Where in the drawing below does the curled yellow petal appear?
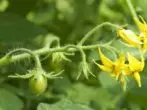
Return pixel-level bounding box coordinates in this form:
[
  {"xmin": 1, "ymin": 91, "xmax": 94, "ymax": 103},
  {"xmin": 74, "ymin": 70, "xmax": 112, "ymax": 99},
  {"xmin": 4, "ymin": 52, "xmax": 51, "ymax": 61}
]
[
  {"xmin": 118, "ymin": 29, "xmax": 141, "ymax": 47},
  {"xmin": 127, "ymin": 53, "xmax": 144, "ymax": 72},
  {"xmin": 98, "ymin": 48, "xmax": 113, "ymax": 67},
  {"xmin": 133, "ymin": 72, "xmax": 141, "ymax": 87},
  {"xmin": 97, "ymin": 64, "xmax": 112, "ymax": 73},
  {"xmin": 93, "ymin": 60, "xmax": 112, "ymax": 73},
  {"xmin": 135, "ymin": 17, "xmax": 147, "ymax": 37}
]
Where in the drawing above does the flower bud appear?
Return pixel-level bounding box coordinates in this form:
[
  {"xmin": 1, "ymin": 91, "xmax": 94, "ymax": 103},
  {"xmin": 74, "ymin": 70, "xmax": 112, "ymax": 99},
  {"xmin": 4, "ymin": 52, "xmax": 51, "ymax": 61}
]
[
  {"xmin": 52, "ymin": 52, "xmax": 71, "ymax": 63},
  {"xmin": 118, "ymin": 29, "xmax": 141, "ymax": 47},
  {"xmin": 77, "ymin": 61, "xmax": 95, "ymax": 79}
]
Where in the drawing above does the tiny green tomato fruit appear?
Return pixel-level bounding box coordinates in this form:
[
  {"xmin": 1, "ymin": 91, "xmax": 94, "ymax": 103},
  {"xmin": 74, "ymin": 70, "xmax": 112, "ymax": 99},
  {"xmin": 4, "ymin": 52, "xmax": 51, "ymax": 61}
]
[{"xmin": 29, "ymin": 74, "xmax": 47, "ymax": 94}]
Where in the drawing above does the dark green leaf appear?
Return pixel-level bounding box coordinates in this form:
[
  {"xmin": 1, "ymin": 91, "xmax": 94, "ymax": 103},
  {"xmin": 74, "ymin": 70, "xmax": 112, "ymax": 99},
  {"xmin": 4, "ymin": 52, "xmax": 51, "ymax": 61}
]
[
  {"xmin": 0, "ymin": 12, "xmax": 47, "ymax": 42},
  {"xmin": 0, "ymin": 88, "xmax": 23, "ymax": 110},
  {"xmin": 37, "ymin": 99, "xmax": 94, "ymax": 110}
]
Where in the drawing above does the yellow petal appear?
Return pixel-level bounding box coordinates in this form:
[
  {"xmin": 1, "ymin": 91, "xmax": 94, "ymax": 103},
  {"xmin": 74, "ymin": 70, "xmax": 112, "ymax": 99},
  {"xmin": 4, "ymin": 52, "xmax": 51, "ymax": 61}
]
[
  {"xmin": 133, "ymin": 72, "xmax": 141, "ymax": 87},
  {"xmin": 116, "ymin": 53, "xmax": 125, "ymax": 65},
  {"xmin": 98, "ymin": 48, "xmax": 113, "ymax": 67},
  {"xmin": 93, "ymin": 60, "xmax": 112, "ymax": 73},
  {"xmin": 127, "ymin": 53, "xmax": 144, "ymax": 72},
  {"xmin": 115, "ymin": 53, "xmax": 125, "ymax": 68},
  {"xmin": 118, "ymin": 29, "xmax": 141, "ymax": 47}
]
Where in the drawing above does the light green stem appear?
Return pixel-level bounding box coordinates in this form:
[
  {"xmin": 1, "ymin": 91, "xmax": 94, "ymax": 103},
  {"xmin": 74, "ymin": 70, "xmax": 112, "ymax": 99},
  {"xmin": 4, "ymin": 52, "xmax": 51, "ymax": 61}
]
[
  {"xmin": 126, "ymin": 0, "xmax": 138, "ymax": 19},
  {"xmin": 78, "ymin": 22, "xmax": 119, "ymax": 45},
  {"xmin": 6, "ymin": 48, "xmax": 42, "ymax": 68},
  {"xmin": 7, "ymin": 42, "xmax": 111, "ymax": 65},
  {"xmin": 0, "ymin": 21, "xmax": 119, "ymax": 66}
]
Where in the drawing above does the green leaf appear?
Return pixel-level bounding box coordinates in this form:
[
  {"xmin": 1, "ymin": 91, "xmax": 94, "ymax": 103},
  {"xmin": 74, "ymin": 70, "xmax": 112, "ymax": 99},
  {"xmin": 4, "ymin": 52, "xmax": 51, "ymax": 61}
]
[
  {"xmin": 126, "ymin": 76, "xmax": 147, "ymax": 107},
  {"xmin": 67, "ymin": 83, "xmax": 120, "ymax": 109},
  {"xmin": 0, "ymin": 12, "xmax": 47, "ymax": 42},
  {"xmin": 27, "ymin": 2, "xmax": 56, "ymax": 25},
  {"xmin": 37, "ymin": 99, "xmax": 94, "ymax": 110},
  {"xmin": 98, "ymin": 72, "xmax": 125, "ymax": 95},
  {"xmin": 98, "ymin": 0, "xmax": 124, "ymax": 22},
  {"xmin": 6, "ymin": 0, "xmax": 37, "ymax": 16},
  {"xmin": 137, "ymin": 0, "xmax": 147, "ymax": 18},
  {"xmin": 99, "ymin": 72, "xmax": 118, "ymax": 88},
  {"xmin": 0, "ymin": 88, "xmax": 23, "ymax": 110},
  {"xmin": 112, "ymin": 40, "xmax": 142, "ymax": 59}
]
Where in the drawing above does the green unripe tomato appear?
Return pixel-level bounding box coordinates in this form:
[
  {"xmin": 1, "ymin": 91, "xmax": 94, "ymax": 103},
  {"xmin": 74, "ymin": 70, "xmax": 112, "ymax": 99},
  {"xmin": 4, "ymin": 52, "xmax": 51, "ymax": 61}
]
[{"xmin": 29, "ymin": 74, "xmax": 47, "ymax": 94}]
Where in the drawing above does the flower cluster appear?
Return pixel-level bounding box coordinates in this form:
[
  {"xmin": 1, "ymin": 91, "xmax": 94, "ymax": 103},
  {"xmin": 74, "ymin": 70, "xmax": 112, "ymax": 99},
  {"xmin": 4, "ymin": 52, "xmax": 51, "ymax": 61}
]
[
  {"xmin": 95, "ymin": 48, "xmax": 144, "ymax": 90},
  {"xmin": 94, "ymin": 17, "xmax": 147, "ymax": 90}
]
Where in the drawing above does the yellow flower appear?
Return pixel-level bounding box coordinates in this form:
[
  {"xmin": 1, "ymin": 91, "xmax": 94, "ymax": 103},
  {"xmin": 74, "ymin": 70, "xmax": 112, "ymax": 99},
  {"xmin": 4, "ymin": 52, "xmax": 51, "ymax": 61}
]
[
  {"xmin": 127, "ymin": 53, "xmax": 144, "ymax": 87},
  {"xmin": 116, "ymin": 53, "xmax": 144, "ymax": 89},
  {"xmin": 94, "ymin": 48, "xmax": 125, "ymax": 79},
  {"xmin": 118, "ymin": 28, "xmax": 141, "ymax": 47},
  {"xmin": 134, "ymin": 17, "xmax": 147, "ymax": 38},
  {"xmin": 134, "ymin": 17, "xmax": 147, "ymax": 51},
  {"xmin": 94, "ymin": 48, "xmax": 145, "ymax": 90}
]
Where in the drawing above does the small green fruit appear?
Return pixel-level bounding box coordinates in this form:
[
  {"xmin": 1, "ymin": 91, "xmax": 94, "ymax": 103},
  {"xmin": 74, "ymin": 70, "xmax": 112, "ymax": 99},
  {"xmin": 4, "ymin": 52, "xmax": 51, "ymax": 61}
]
[{"xmin": 29, "ymin": 74, "xmax": 47, "ymax": 94}]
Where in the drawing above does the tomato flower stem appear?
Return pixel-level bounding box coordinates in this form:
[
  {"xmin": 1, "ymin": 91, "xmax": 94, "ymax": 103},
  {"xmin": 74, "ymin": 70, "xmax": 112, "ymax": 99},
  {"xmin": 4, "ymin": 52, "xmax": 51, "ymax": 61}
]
[
  {"xmin": 5, "ymin": 48, "xmax": 42, "ymax": 69},
  {"xmin": 78, "ymin": 22, "xmax": 119, "ymax": 46},
  {"xmin": 7, "ymin": 42, "xmax": 113, "ymax": 65},
  {"xmin": 126, "ymin": 0, "xmax": 138, "ymax": 20},
  {"xmin": 64, "ymin": 45, "xmax": 86, "ymax": 62},
  {"xmin": 0, "ymin": 22, "xmax": 119, "ymax": 66}
]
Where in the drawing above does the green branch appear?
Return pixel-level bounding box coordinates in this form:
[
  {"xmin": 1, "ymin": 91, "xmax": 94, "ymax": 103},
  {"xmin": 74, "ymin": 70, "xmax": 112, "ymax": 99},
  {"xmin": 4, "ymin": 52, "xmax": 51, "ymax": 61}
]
[
  {"xmin": 126, "ymin": 0, "xmax": 138, "ymax": 19},
  {"xmin": 78, "ymin": 22, "xmax": 119, "ymax": 46},
  {"xmin": 0, "ymin": 22, "xmax": 119, "ymax": 67},
  {"xmin": 4, "ymin": 42, "xmax": 111, "ymax": 65},
  {"xmin": 2, "ymin": 48, "xmax": 42, "ymax": 68}
]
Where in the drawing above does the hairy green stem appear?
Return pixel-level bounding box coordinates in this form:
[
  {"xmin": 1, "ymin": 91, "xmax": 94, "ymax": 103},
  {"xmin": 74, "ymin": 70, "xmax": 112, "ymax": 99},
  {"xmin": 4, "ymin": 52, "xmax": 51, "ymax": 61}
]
[
  {"xmin": 0, "ymin": 22, "xmax": 119, "ymax": 66},
  {"xmin": 6, "ymin": 48, "xmax": 42, "ymax": 68},
  {"xmin": 8, "ymin": 43, "xmax": 111, "ymax": 65},
  {"xmin": 78, "ymin": 22, "xmax": 119, "ymax": 46}
]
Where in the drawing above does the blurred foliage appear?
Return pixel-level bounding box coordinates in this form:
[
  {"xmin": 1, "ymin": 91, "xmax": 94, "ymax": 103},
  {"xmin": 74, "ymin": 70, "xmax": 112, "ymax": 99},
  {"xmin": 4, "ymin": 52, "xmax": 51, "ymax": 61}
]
[{"xmin": 0, "ymin": 0, "xmax": 147, "ymax": 110}]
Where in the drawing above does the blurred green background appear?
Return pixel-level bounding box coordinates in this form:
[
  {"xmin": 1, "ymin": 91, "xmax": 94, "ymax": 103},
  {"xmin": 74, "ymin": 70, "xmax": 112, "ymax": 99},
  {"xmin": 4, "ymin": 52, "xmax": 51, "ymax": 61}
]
[{"xmin": 0, "ymin": 0, "xmax": 147, "ymax": 110}]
